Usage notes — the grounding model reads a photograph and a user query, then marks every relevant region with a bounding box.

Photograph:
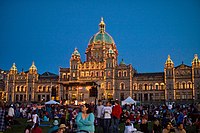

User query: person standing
[76,103,95,133]
[96,100,104,133]
[0,101,6,132]
[111,100,122,133]
[102,101,112,133]
[8,104,15,125]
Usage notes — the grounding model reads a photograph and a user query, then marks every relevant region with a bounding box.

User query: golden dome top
[29,61,37,71]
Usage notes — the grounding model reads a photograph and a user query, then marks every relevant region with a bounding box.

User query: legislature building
[2,18,200,104]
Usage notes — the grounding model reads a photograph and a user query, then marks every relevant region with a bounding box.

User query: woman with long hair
[76,103,95,133]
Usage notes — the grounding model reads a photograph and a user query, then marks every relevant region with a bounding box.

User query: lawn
[4,118,197,133]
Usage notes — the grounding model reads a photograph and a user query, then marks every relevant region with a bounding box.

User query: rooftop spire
[99,17,105,33]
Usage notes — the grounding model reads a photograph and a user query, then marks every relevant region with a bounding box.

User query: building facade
[59,18,200,104]
[5,62,59,102]
[4,18,200,104]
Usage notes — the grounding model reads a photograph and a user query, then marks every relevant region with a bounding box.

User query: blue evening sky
[0,0,200,74]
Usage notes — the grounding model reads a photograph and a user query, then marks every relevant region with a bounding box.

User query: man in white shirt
[102,101,112,133]
[8,104,15,124]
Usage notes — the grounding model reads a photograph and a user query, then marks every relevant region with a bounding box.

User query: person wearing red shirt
[32,123,42,133]
[111,100,122,133]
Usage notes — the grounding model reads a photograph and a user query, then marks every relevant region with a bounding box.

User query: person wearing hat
[48,119,59,133]
[56,124,67,133]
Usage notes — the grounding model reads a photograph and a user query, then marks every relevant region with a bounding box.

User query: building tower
[164,55,175,102]
[192,54,200,101]
[28,61,38,101]
[86,17,118,63]
[7,63,18,102]
[70,48,81,81]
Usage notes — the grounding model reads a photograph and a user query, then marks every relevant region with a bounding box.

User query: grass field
[4,118,197,133]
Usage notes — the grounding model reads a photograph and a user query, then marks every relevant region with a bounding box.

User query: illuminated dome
[89,18,115,44]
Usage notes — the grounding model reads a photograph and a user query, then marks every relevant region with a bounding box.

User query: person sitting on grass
[76,103,95,133]
[32,123,42,133]
[24,124,32,133]
[56,124,67,133]
[48,119,59,133]
[175,122,186,133]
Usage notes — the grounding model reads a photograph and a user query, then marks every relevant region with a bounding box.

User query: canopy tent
[45,100,60,105]
[122,96,136,105]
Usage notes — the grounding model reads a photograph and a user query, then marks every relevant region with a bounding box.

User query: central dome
[89,18,115,44]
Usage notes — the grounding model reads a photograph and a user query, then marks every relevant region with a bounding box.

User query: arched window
[96,72,99,77]
[20,86,24,92]
[182,82,186,89]
[123,71,127,77]
[160,83,164,90]
[118,71,122,77]
[120,82,125,90]
[133,84,137,90]
[24,86,26,92]
[38,86,42,92]
[188,82,192,89]
[144,84,148,90]
[155,83,159,90]
[16,86,20,92]
[101,71,104,76]
[149,84,153,90]
[91,72,94,77]
[62,73,66,79]
[43,86,45,92]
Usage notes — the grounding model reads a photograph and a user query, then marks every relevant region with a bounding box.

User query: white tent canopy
[45,100,60,105]
[122,96,136,105]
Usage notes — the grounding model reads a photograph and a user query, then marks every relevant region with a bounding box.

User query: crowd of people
[0,99,200,133]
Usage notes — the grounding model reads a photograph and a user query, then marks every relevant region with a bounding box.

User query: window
[101,71,104,76]
[16,86,20,92]
[91,72,94,77]
[63,73,66,79]
[73,73,76,77]
[108,82,111,90]
[29,87,31,92]
[176,82,179,89]
[149,84,153,90]
[176,92,180,99]
[144,84,148,90]
[182,92,186,99]
[120,83,125,90]
[188,82,192,89]
[155,83,159,90]
[182,82,186,89]
[118,71,122,77]
[108,71,111,76]
[133,84,137,90]
[123,71,127,77]
[81,72,84,77]
[96,72,99,77]
[86,72,89,76]
[161,83,164,90]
